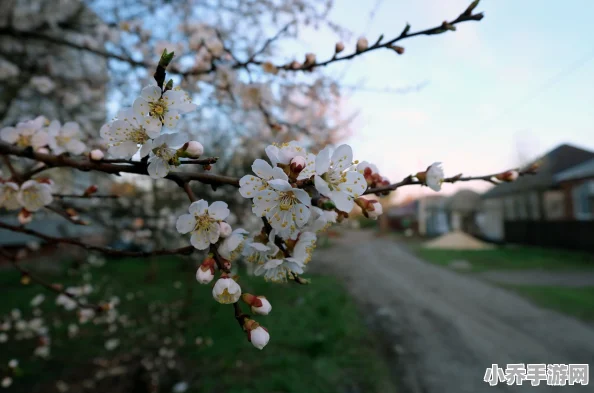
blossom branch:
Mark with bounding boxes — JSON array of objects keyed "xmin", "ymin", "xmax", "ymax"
[
  {"xmin": 0, "ymin": 247, "xmax": 101, "ymax": 311},
  {"xmin": 0, "ymin": 221, "xmax": 195, "ymax": 257}
]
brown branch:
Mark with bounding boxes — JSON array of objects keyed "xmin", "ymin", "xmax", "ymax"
[
  {"xmin": 0, "ymin": 221, "xmax": 195, "ymax": 257},
  {"xmin": 2, "ymin": 155, "xmax": 20, "ymax": 182},
  {"xmin": 0, "ymin": 2, "xmax": 484, "ymax": 78},
  {"xmin": 45, "ymin": 205, "xmax": 87, "ymax": 225},
  {"xmin": 0, "ymin": 142, "xmax": 239, "ymax": 189},
  {"xmin": 0, "ymin": 248, "xmax": 101, "ymax": 311},
  {"xmin": 182, "ymin": 182, "xmax": 198, "ymax": 202}
]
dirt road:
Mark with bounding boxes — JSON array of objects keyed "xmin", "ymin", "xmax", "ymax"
[{"xmin": 312, "ymin": 231, "xmax": 594, "ymax": 393}]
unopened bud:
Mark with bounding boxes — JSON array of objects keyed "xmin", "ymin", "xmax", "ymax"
[
  {"xmin": 219, "ymin": 222, "xmax": 232, "ymax": 238},
  {"xmin": 90, "ymin": 149, "xmax": 104, "ymax": 161},
  {"xmin": 84, "ymin": 184, "xmax": 98, "ymax": 197},
  {"xmin": 304, "ymin": 53, "xmax": 316, "ymax": 66},
  {"xmin": 212, "ymin": 276, "xmax": 241, "ymax": 304},
  {"xmin": 356, "ymin": 37, "xmax": 369, "ymax": 52},
  {"xmin": 335, "ymin": 42, "xmax": 345, "ymax": 54},
  {"xmin": 391, "ymin": 45, "xmax": 405, "ymax": 55},
  {"xmin": 290, "ymin": 60, "xmax": 302, "ymax": 70},
  {"xmin": 495, "ymin": 170, "xmax": 519, "ymax": 182},
  {"xmin": 165, "ymin": 79, "xmax": 174, "ymax": 91},
  {"xmin": 18, "ymin": 209, "xmax": 33, "ymax": 225},
  {"xmin": 262, "ymin": 62, "xmax": 278, "ymax": 75},
  {"xmin": 65, "ymin": 208, "xmax": 80, "ymax": 221},
  {"xmin": 184, "ymin": 141, "xmax": 204, "ymax": 158},
  {"xmin": 355, "ymin": 198, "xmax": 383, "ymax": 219},
  {"xmin": 242, "ymin": 294, "xmax": 272, "ymax": 315},
  {"xmin": 196, "ymin": 265, "xmax": 214, "ymax": 284},
  {"xmin": 37, "ymin": 147, "xmax": 50, "ymax": 154},
  {"xmin": 244, "ymin": 319, "xmax": 269, "ymax": 350},
  {"xmin": 290, "ymin": 156, "xmax": 306, "ymax": 174}
]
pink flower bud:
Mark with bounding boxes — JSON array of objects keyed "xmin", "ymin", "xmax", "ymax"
[
  {"xmin": 196, "ymin": 266, "xmax": 214, "ymax": 284},
  {"xmin": 335, "ymin": 42, "xmax": 345, "ymax": 53},
  {"xmin": 84, "ymin": 184, "xmax": 98, "ymax": 197},
  {"xmin": 366, "ymin": 200, "xmax": 383, "ymax": 219},
  {"xmin": 251, "ymin": 296, "xmax": 272, "ymax": 315},
  {"xmin": 495, "ymin": 170, "xmax": 519, "ymax": 182},
  {"xmin": 90, "ymin": 149, "xmax": 104, "ymax": 161},
  {"xmin": 290, "ymin": 156, "xmax": 306, "ymax": 174},
  {"xmin": 356, "ymin": 37, "xmax": 368, "ymax": 52},
  {"xmin": 304, "ymin": 53, "xmax": 316, "ymax": 65},
  {"xmin": 18, "ymin": 209, "xmax": 33, "ymax": 224},
  {"xmin": 219, "ymin": 222, "xmax": 232, "ymax": 238},
  {"xmin": 185, "ymin": 141, "xmax": 204, "ymax": 158}
]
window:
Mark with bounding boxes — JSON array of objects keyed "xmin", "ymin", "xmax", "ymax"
[{"xmin": 573, "ymin": 180, "xmax": 594, "ymax": 220}]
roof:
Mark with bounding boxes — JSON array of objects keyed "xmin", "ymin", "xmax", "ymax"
[
  {"xmin": 387, "ymin": 199, "xmax": 418, "ymax": 217},
  {"xmin": 482, "ymin": 144, "xmax": 594, "ymax": 199},
  {"xmin": 554, "ymin": 158, "xmax": 594, "ymax": 183}
]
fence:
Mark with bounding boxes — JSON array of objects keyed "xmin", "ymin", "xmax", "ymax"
[{"xmin": 504, "ymin": 220, "xmax": 594, "ymax": 252}]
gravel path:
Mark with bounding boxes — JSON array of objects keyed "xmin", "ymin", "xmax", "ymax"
[{"xmin": 311, "ymin": 231, "xmax": 594, "ymax": 393}]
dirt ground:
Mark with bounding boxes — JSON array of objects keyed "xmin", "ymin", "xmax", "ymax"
[{"xmin": 311, "ymin": 230, "xmax": 594, "ymax": 393}]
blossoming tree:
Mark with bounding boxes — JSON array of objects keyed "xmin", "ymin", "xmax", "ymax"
[{"xmin": 0, "ymin": 4, "xmax": 539, "ymax": 385}]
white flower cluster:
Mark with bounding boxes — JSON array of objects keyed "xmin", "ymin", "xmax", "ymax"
[
  {"xmin": 0, "ymin": 179, "xmax": 53, "ymax": 213},
  {"xmin": 100, "ymin": 85, "xmax": 199, "ymax": 179},
  {"xmin": 1, "ymin": 116, "xmax": 88, "ymax": 155}
]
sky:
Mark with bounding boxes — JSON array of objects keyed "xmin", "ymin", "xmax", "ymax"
[{"xmin": 293, "ymin": 0, "xmax": 594, "ymax": 203}]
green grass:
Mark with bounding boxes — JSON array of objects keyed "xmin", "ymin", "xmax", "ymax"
[
  {"xmin": 0, "ymin": 257, "xmax": 394, "ymax": 393},
  {"xmin": 503, "ymin": 285, "xmax": 594, "ymax": 321},
  {"xmin": 415, "ymin": 246, "xmax": 594, "ymax": 272}
]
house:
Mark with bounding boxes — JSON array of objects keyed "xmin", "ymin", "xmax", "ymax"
[
  {"xmin": 417, "ymin": 195, "xmax": 449, "ymax": 236},
  {"xmin": 445, "ymin": 189, "xmax": 482, "ymax": 235},
  {"xmin": 478, "ymin": 144, "xmax": 594, "ymax": 251},
  {"xmin": 386, "ymin": 198, "xmax": 419, "ymax": 232},
  {"xmin": 554, "ymin": 158, "xmax": 594, "ymax": 220}
]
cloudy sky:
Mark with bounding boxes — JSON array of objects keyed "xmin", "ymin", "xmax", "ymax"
[{"xmin": 295, "ymin": 0, "xmax": 594, "ymax": 202}]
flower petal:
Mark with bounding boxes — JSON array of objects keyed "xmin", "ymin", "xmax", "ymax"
[
  {"xmin": 208, "ymin": 201, "xmax": 230, "ymax": 220},
  {"xmin": 268, "ymin": 179, "xmax": 292, "ymax": 192},
  {"xmin": 314, "ymin": 175, "xmax": 331, "ymax": 197},
  {"xmin": 133, "ymin": 97, "xmax": 150, "ymax": 117},
  {"xmin": 315, "ymin": 146, "xmax": 331, "ymax": 175},
  {"xmin": 330, "ymin": 190, "xmax": 354, "ymax": 213},
  {"xmin": 140, "ymin": 85, "xmax": 162, "ymax": 102},
  {"xmin": 176, "ymin": 214, "xmax": 195, "ymax": 234},
  {"xmin": 252, "ymin": 159, "xmax": 274, "ymax": 179},
  {"xmin": 293, "ymin": 188, "xmax": 311, "ymax": 207},
  {"xmin": 190, "ymin": 230, "xmax": 210, "ymax": 250},
  {"xmin": 188, "ymin": 200, "xmax": 208, "ymax": 215},
  {"xmin": 207, "ymin": 222, "xmax": 221, "ymax": 244},
  {"xmin": 239, "ymin": 175, "xmax": 264, "ymax": 198},
  {"xmin": 331, "ymin": 144, "xmax": 353, "ymax": 172}
]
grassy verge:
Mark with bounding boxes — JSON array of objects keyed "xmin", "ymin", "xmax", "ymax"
[
  {"xmin": 414, "ymin": 246, "xmax": 594, "ymax": 272},
  {"xmin": 502, "ymin": 285, "xmax": 594, "ymax": 322},
  {"xmin": 0, "ymin": 256, "xmax": 394, "ymax": 393}
]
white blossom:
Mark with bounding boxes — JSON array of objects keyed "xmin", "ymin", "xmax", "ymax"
[
  {"xmin": 309, "ymin": 144, "xmax": 366, "ymax": 213},
  {"xmin": 30, "ymin": 294, "xmax": 45, "ymax": 307},
  {"xmin": 292, "ymin": 232, "xmax": 316, "ymax": 265},
  {"xmin": 212, "ymin": 277, "xmax": 241, "ymax": 304},
  {"xmin": 1, "ymin": 377, "xmax": 12, "ymax": 388},
  {"xmin": 218, "ymin": 228, "xmax": 248, "ymax": 260},
  {"xmin": 34, "ymin": 345, "xmax": 50, "ymax": 358},
  {"xmin": 176, "ymin": 200, "xmax": 230, "ymax": 250},
  {"xmin": 56, "ymin": 294, "xmax": 77, "ymax": 311},
  {"xmin": 356, "ymin": 161, "xmax": 379, "ymax": 176},
  {"xmin": 1, "ymin": 116, "xmax": 48, "ymax": 149},
  {"xmin": 252, "ymin": 179, "xmax": 311, "ymax": 239},
  {"xmin": 301, "ymin": 206, "xmax": 337, "ymax": 235},
  {"xmin": 133, "ymin": 85, "xmax": 196, "ymax": 130},
  {"xmin": 146, "ymin": 133, "xmax": 187, "ymax": 178},
  {"xmin": 265, "ymin": 141, "xmax": 309, "ymax": 167},
  {"xmin": 30, "ymin": 76, "xmax": 56, "ymax": 94},
  {"xmin": 8, "ymin": 359, "xmax": 18, "ymax": 368},
  {"xmin": 172, "ymin": 381, "xmax": 189, "ymax": 393},
  {"xmin": 251, "ymin": 297, "xmax": 272, "ymax": 315},
  {"xmin": 254, "ymin": 254, "xmax": 305, "ymax": 283},
  {"xmin": 68, "ymin": 324, "xmax": 79, "ymax": 338},
  {"xmin": 249, "ymin": 326, "xmax": 269, "ymax": 350},
  {"xmin": 105, "ymin": 338, "xmax": 120, "ymax": 351},
  {"xmin": 47, "ymin": 121, "xmax": 87, "ymax": 155},
  {"xmin": 239, "ymin": 159, "xmax": 288, "ymax": 199},
  {"xmin": 367, "ymin": 201, "xmax": 383, "ymax": 219},
  {"xmin": 100, "ymin": 107, "xmax": 161, "ymax": 159},
  {"xmin": 0, "ymin": 182, "xmax": 21, "ymax": 210},
  {"xmin": 426, "ymin": 162, "xmax": 444, "ymax": 192},
  {"xmin": 243, "ymin": 234, "xmax": 279, "ymax": 266},
  {"xmin": 0, "ymin": 333, "xmax": 7, "ymax": 343},
  {"xmin": 17, "ymin": 180, "xmax": 53, "ymax": 212}
]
